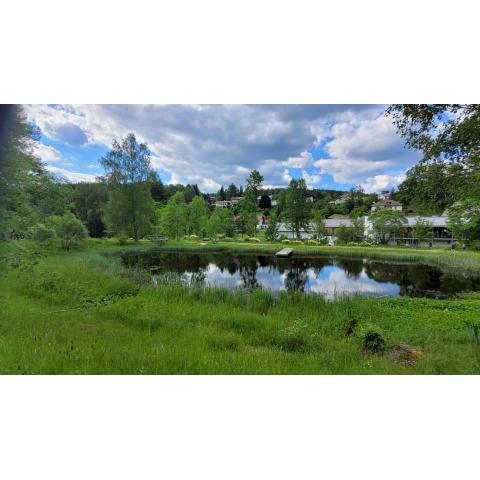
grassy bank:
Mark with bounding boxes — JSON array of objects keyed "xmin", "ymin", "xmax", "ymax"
[{"xmin": 1, "ymin": 240, "xmax": 480, "ymax": 374}]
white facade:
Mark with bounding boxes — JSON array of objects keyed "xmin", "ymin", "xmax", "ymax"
[{"xmin": 275, "ymin": 215, "xmax": 453, "ymax": 246}]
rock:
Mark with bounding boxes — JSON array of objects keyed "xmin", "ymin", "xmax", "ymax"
[{"xmin": 390, "ymin": 344, "xmax": 423, "ymax": 366}]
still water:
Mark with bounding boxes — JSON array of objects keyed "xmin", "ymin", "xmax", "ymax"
[{"xmin": 121, "ymin": 251, "xmax": 480, "ymax": 299}]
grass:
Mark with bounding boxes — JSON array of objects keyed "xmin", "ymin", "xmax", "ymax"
[{"xmin": 1, "ymin": 239, "xmax": 480, "ymax": 374}]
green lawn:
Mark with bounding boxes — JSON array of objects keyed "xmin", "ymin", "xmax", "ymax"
[{"xmin": 1, "ymin": 239, "xmax": 480, "ymax": 374}]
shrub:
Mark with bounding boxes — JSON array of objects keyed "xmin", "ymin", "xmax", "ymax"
[
  {"xmin": 117, "ymin": 234, "xmax": 129, "ymax": 245},
  {"xmin": 306, "ymin": 239, "xmax": 319, "ymax": 245},
  {"xmin": 29, "ymin": 223, "xmax": 57, "ymax": 245},
  {"xmin": 281, "ymin": 239, "xmax": 291, "ymax": 244},
  {"xmin": 189, "ymin": 234, "xmax": 198, "ymax": 239},
  {"xmin": 244, "ymin": 236, "xmax": 261, "ymax": 243},
  {"xmin": 358, "ymin": 324, "xmax": 386, "ymax": 353},
  {"xmin": 291, "ymin": 240, "xmax": 304, "ymax": 245},
  {"xmin": 55, "ymin": 213, "xmax": 88, "ymax": 249},
  {"xmin": 469, "ymin": 240, "xmax": 480, "ymax": 251}
]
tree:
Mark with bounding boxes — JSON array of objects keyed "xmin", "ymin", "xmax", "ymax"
[
  {"xmin": 336, "ymin": 225, "xmax": 356, "ymax": 244},
  {"xmin": 447, "ymin": 198, "xmax": 480, "ymax": 243},
  {"xmin": 226, "ymin": 183, "xmax": 238, "ymax": 200},
  {"xmin": 284, "ymin": 179, "xmax": 310, "ymax": 239},
  {"xmin": 207, "ymin": 208, "xmax": 235, "ymax": 237},
  {"xmin": 161, "ymin": 191, "xmax": 188, "ymax": 239},
  {"xmin": 55, "ymin": 213, "xmax": 88, "ymax": 249},
  {"xmin": 258, "ymin": 194, "xmax": 272, "ymax": 209},
  {"xmin": 387, "ymin": 104, "xmax": 480, "ymax": 164},
  {"xmin": 150, "ymin": 174, "xmax": 167, "ymax": 203},
  {"xmin": 217, "ymin": 185, "xmax": 226, "ymax": 201},
  {"xmin": 265, "ymin": 212, "xmax": 280, "ymax": 241},
  {"xmin": 369, "ymin": 209, "xmax": 407, "ymax": 244},
  {"xmin": 412, "ymin": 218, "xmax": 433, "ymax": 243},
  {"xmin": 187, "ymin": 195, "xmax": 209, "ymax": 236},
  {"xmin": 72, "ymin": 182, "xmax": 108, "ymax": 237},
  {"xmin": 387, "ymin": 105, "xmax": 480, "ymax": 214},
  {"xmin": 238, "ymin": 170, "xmax": 264, "ymax": 236},
  {"xmin": 101, "ymin": 133, "xmax": 155, "ymax": 241},
  {"xmin": 0, "ymin": 105, "xmax": 46, "ymax": 239},
  {"xmin": 312, "ymin": 207, "xmax": 327, "ymax": 239}
]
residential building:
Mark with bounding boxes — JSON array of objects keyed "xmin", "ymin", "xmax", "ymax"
[
  {"xmin": 371, "ymin": 199, "xmax": 403, "ymax": 211},
  {"xmin": 329, "ymin": 192, "xmax": 351, "ymax": 205}
]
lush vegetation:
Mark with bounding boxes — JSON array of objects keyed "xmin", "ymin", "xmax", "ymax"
[
  {"xmin": 1, "ymin": 104, "xmax": 480, "ymax": 374},
  {"xmin": 1, "ymin": 240, "xmax": 480, "ymax": 374}
]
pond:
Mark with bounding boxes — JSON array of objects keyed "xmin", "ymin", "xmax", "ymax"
[{"xmin": 121, "ymin": 251, "xmax": 480, "ymax": 299}]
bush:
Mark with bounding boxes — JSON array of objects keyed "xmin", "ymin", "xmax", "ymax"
[
  {"xmin": 55, "ymin": 213, "xmax": 88, "ymax": 249},
  {"xmin": 358, "ymin": 324, "xmax": 386, "ymax": 353},
  {"xmin": 469, "ymin": 240, "xmax": 480, "ymax": 251},
  {"xmin": 281, "ymin": 239, "xmax": 291, "ymax": 244},
  {"xmin": 29, "ymin": 223, "xmax": 57, "ymax": 245},
  {"xmin": 189, "ymin": 234, "xmax": 198, "ymax": 239},
  {"xmin": 117, "ymin": 234, "xmax": 129, "ymax": 245},
  {"xmin": 291, "ymin": 240, "xmax": 304, "ymax": 245},
  {"xmin": 244, "ymin": 236, "xmax": 261, "ymax": 243},
  {"xmin": 306, "ymin": 239, "xmax": 319, "ymax": 245}
]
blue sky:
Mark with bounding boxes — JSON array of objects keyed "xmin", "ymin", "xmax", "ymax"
[{"xmin": 25, "ymin": 104, "xmax": 420, "ymax": 192}]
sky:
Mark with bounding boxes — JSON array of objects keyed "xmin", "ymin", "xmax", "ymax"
[{"xmin": 25, "ymin": 104, "xmax": 421, "ymax": 193}]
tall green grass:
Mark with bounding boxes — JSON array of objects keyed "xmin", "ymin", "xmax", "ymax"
[{"xmin": 1, "ymin": 240, "xmax": 480, "ymax": 374}]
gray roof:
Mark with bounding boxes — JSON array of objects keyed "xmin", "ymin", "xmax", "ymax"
[{"xmin": 404, "ymin": 216, "xmax": 447, "ymax": 227}]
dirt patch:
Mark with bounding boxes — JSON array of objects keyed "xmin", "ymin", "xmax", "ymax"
[{"xmin": 390, "ymin": 344, "xmax": 423, "ymax": 366}]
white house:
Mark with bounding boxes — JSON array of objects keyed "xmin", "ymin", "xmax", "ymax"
[{"xmin": 371, "ymin": 199, "xmax": 403, "ymax": 211}]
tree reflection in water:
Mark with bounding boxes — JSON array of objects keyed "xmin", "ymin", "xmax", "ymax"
[{"xmin": 121, "ymin": 251, "xmax": 480, "ymax": 298}]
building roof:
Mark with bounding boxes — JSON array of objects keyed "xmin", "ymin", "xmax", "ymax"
[
  {"xmin": 328, "ymin": 214, "xmax": 350, "ymax": 219},
  {"xmin": 325, "ymin": 218, "xmax": 354, "ymax": 228},
  {"xmin": 404, "ymin": 216, "xmax": 447, "ymax": 227},
  {"xmin": 372, "ymin": 199, "xmax": 402, "ymax": 207}
]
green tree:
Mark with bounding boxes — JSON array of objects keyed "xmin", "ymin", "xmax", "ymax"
[
  {"xmin": 258, "ymin": 194, "xmax": 272, "ymax": 209},
  {"xmin": 161, "ymin": 191, "xmax": 188, "ymax": 239},
  {"xmin": 0, "ymin": 105, "xmax": 46, "ymax": 238},
  {"xmin": 207, "ymin": 208, "xmax": 235, "ymax": 237},
  {"xmin": 369, "ymin": 209, "xmax": 407, "ymax": 244},
  {"xmin": 284, "ymin": 179, "xmax": 310, "ymax": 239},
  {"xmin": 72, "ymin": 182, "xmax": 108, "ymax": 237},
  {"xmin": 225, "ymin": 183, "xmax": 238, "ymax": 200},
  {"xmin": 55, "ymin": 213, "xmax": 88, "ymax": 249},
  {"xmin": 447, "ymin": 198, "xmax": 480, "ymax": 242},
  {"xmin": 412, "ymin": 218, "xmax": 433, "ymax": 243},
  {"xmin": 101, "ymin": 133, "xmax": 155, "ymax": 241},
  {"xmin": 265, "ymin": 212, "xmax": 280, "ymax": 241},
  {"xmin": 387, "ymin": 104, "xmax": 480, "ymax": 164},
  {"xmin": 187, "ymin": 195, "xmax": 209, "ymax": 236},
  {"xmin": 238, "ymin": 170, "xmax": 264, "ymax": 236}
]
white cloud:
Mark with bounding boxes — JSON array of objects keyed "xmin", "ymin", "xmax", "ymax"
[
  {"xmin": 45, "ymin": 166, "xmax": 97, "ymax": 183},
  {"xmin": 33, "ymin": 142, "xmax": 62, "ymax": 163},
  {"xmin": 87, "ymin": 164, "xmax": 100, "ymax": 169},
  {"xmin": 314, "ymin": 114, "xmax": 420, "ymax": 185},
  {"xmin": 302, "ymin": 170, "xmax": 322, "ymax": 188},
  {"xmin": 282, "ymin": 151, "xmax": 312, "ymax": 168},
  {"xmin": 360, "ymin": 173, "xmax": 407, "ymax": 193},
  {"xmin": 25, "ymin": 104, "xmax": 415, "ymax": 191}
]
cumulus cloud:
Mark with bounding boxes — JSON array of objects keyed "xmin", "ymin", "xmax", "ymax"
[
  {"xmin": 25, "ymin": 104, "xmax": 415, "ymax": 191},
  {"xmin": 33, "ymin": 142, "xmax": 62, "ymax": 163},
  {"xmin": 45, "ymin": 166, "xmax": 98, "ymax": 183},
  {"xmin": 360, "ymin": 173, "xmax": 407, "ymax": 193},
  {"xmin": 314, "ymin": 115, "xmax": 420, "ymax": 188}
]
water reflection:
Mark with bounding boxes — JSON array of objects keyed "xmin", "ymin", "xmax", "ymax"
[{"xmin": 122, "ymin": 252, "xmax": 480, "ymax": 299}]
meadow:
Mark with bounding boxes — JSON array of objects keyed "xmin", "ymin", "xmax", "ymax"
[{"xmin": 1, "ymin": 239, "xmax": 480, "ymax": 374}]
